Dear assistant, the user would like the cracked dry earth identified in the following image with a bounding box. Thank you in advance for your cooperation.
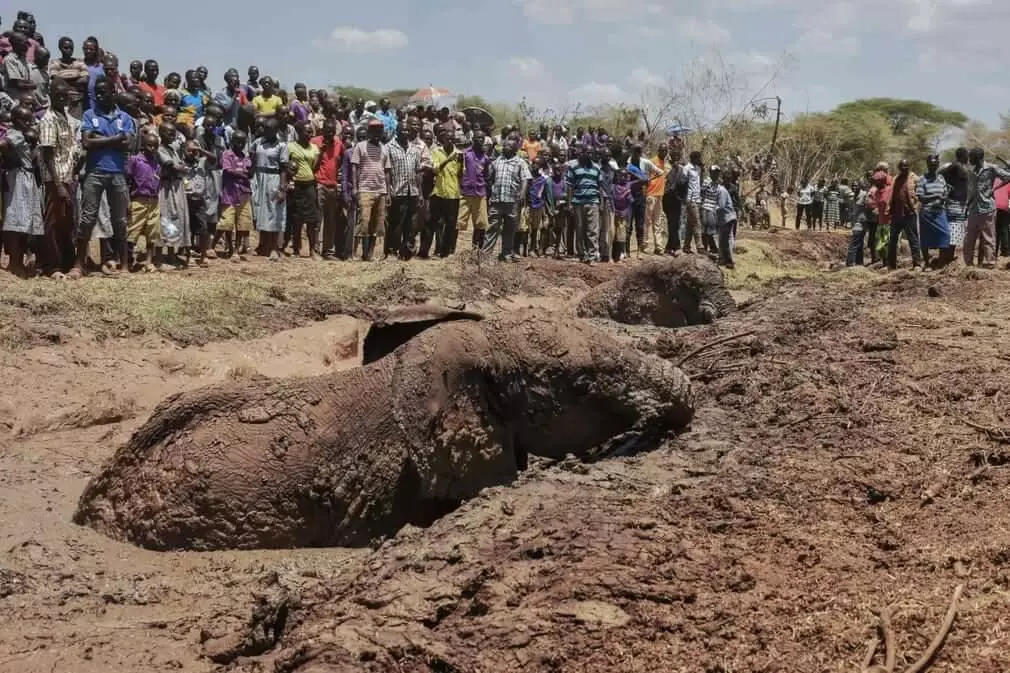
[4,232,1010,673]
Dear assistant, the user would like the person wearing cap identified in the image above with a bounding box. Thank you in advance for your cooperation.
[916,154,950,269]
[885,159,922,270]
[350,117,392,261]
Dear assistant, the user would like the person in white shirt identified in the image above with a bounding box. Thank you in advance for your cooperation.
[680,150,703,253]
[795,179,814,230]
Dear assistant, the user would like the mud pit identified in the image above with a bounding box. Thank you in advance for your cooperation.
[3,234,1010,673]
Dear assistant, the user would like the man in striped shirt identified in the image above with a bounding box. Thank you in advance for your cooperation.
[566,143,602,264]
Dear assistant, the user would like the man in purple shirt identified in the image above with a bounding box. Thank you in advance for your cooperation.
[459,129,491,249]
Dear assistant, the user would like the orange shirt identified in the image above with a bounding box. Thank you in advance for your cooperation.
[522,139,541,162]
[647,155,668,198]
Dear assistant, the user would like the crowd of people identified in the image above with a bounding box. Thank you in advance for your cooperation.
[835,150,1010,271]
[0,11,747,279]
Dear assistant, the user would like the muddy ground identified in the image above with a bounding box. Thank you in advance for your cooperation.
[2,230,1008,673]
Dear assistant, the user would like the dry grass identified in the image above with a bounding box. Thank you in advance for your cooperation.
[0,257,459,351]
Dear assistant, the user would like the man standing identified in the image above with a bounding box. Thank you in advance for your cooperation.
[714,166,738,269]
[426,126,462,257]
[49,37,88,117]
[626,145,663,255]
[312,118,343,260]
[136,59,164,105]
[964,147,1010,268]
[663,147,686,255]
[39,78,79,275]
[886,159,922,270]
[459,129,491,249]
[243,66,261,101]
[385,120,429,259]
[682,150,703,253]
[645,144,671,254]
[214,68,246,127]
[566,143,603,264]
[350,118,392,261]
[72,76,135,277]
[485,138,532,262]
[377,98,398,140]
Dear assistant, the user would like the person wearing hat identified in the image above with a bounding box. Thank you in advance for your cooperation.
[350,117,392,261]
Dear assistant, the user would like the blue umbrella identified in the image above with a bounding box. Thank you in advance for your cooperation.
[666,124,693,136]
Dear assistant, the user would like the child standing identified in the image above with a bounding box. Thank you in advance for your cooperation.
[219,130,253,261]
[0,105,43,277]
[157,122,189,268]
[612,168,632,262]
[182,140,213,266]
[126,133,162,271]
[526,157,548,256]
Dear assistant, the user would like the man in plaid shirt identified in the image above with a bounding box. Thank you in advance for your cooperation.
[484,137,532,262]
[385,118,431,259]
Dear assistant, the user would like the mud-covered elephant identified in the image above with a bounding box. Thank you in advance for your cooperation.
[576,255,735,326]
[74,308,695,551]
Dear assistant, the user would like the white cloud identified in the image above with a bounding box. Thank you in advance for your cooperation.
[676,17,731,46]
[568,82,626,106]
[628,67,665,90]
[316,26,408,52]
[509,57,548,79]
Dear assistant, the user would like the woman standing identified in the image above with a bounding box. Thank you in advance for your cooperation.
[824,179,841,229]
[251,117,289,260]
[916,154,950,269]
[795,179,813,230]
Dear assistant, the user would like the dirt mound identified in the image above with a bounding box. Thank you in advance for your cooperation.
[576,255,735,326]
[748,229,850,265]
[450,254,622,301]
[74,310,694,551]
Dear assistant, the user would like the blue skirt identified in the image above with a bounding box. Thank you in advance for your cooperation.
[920,208,950,249]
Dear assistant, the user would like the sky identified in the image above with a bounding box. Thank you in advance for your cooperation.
[19,0,1010,127]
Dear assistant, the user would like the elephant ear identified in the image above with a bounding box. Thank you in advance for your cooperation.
[390,321,521,503]
[362,305,485,365]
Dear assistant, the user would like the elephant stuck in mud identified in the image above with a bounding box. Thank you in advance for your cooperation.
[74,308,696,551]
[576,255,736,326]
